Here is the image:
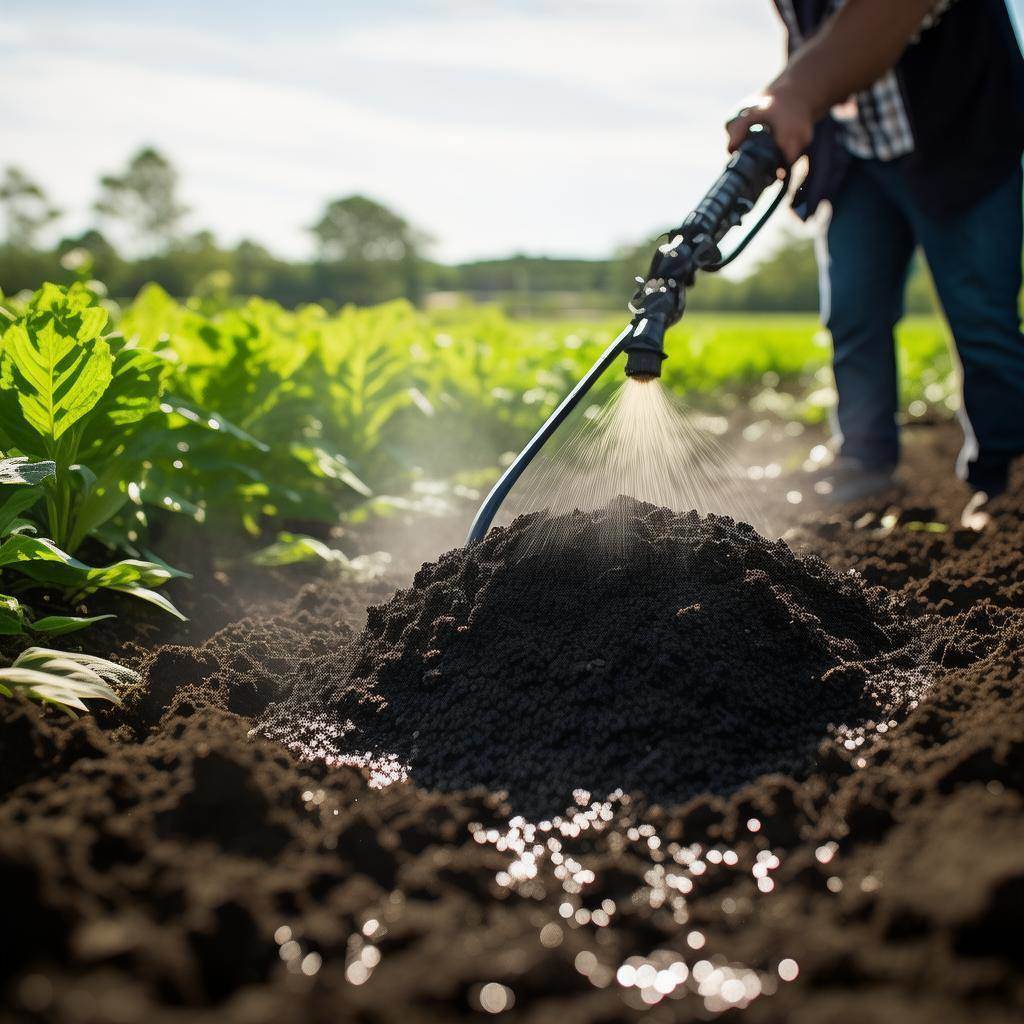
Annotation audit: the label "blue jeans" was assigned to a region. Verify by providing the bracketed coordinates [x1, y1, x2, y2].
[822, 158, 1024, 493]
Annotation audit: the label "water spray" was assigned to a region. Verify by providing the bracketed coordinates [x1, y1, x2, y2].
[467, 126, 789, 544]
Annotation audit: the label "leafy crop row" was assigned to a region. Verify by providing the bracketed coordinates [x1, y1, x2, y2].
[0, 278, 954, 709]
[0, 285, 185, 643]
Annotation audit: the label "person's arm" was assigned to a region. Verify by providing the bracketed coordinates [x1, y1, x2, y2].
[728, 0, 940, 162]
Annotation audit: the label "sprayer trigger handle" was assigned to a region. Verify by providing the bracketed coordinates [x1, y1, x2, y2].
[741, 123, 788, 173]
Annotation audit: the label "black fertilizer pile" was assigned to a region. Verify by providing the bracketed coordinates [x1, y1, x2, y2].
[259, 498, 936, 815]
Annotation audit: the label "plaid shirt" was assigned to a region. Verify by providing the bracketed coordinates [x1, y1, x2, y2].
[777, 0, 958, 161]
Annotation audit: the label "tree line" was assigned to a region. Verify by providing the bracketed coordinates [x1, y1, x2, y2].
[0, 147, 936, 313]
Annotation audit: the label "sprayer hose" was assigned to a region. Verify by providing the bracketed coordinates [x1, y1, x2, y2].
[466, 324, 634, 544]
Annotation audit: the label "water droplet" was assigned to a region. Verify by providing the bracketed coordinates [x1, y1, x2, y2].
[477, 982, 514, 1014]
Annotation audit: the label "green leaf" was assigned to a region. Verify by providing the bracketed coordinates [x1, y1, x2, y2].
[64, 469, 131, 552]
[1, 541, 184, 620]
[32, 282, 67, 314]
[0, 533, 77, 568]
[249, 532, 391, 581]
[0, 307, 113, 443]
[29, 613, 115, 636]
[0, 484, 45, 538]
[136, 551, 191, 580]
[117, 283, 180, 349]
[0, 668, 92, 711]
[13, 645, 138, 679]
[249, 533, 341, 567]
[290, 443, 372, 496]
[78, 345, 170, 457]
[0, 645, 139, 715]
[165, 395, 270, 451]
[0, 455, 55, 486]
[66, 409, 175, 548]
[0, 593, 26, 635]
[69, 462, 97, 493]
[108, 583, 186, 620]
[5, 518, 38, 535]
[94, 557, 188, 586]
[5, 519, 38, 536]
[4, 559, 90, 589]
[0, 457, 52, 539]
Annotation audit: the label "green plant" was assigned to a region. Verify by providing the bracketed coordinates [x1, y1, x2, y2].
[248, 531, 390, 580]
[0, 459, 111, 636]
[119, 289, 424, 535]
[0, 284, 184, 618]
[312, 302, 434, 486]
[119, 289, 346, 535]
[0, 454, 184, 629]
[0, 646, 138, 715]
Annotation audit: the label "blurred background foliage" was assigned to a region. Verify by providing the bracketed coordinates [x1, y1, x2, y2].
[0, 147, 943, 317]
[86, 286, 955, 547]
[0, 146, 959, 574]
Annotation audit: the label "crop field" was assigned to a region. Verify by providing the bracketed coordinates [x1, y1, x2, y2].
[3, 280, 1023, 1024]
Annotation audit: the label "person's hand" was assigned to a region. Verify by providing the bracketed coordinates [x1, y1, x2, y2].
[726, 82, 815, 164]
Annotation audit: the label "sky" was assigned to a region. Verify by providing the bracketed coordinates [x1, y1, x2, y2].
[1, 1, 797, 269]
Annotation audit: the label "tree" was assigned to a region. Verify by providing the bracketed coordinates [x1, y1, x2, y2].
[310, 194, 432, 304]
[55, 228, 122, 285]
[736, 232, 821, 312]
[163, 229, 231, 299]
[94, 147, 188, 254]
[310, 194, 429, 262]
[0, 167, 60, 249]
[233, 238, 276, 297]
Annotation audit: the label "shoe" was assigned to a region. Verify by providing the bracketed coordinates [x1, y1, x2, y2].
[816, 456, 899, 504]
[960, 490, 995, 532]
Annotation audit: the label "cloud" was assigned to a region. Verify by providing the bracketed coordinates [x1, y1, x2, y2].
[1, 1, 794, 267]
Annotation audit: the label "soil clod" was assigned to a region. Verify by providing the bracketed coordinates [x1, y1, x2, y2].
[4, 429, 1023, 1023]
[260, 498, 938, 815]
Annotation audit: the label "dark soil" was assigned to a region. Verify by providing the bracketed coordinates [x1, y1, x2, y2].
[3, 422, 1024, 1023]
[258, 500, 939, 816]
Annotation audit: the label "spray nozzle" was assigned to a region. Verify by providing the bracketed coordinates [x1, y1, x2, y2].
[621, 128, 787, 383]
[624, 315, 668, 377]
[624, 275, 682, 378]
[467, 127, 789, 544]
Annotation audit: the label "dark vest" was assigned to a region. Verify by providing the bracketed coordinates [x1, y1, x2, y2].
[778, 0, 1024, 218]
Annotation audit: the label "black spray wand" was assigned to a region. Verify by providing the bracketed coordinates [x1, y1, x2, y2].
[466, 126, 788, 544]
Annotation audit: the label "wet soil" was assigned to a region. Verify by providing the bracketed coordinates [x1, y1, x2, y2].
[3, 422, 1024, 1023]
[258, 500, 941, 816]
